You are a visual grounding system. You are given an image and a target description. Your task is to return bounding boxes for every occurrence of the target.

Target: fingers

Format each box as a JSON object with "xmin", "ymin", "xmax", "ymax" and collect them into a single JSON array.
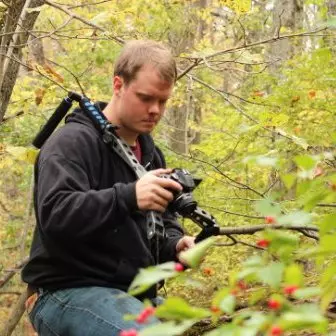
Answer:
[
  {"xmin": 148, "ymin": 169, "xmax": 183, "ymax": 192},
  {"xmin": 150, "ymin": 168, "xmax": 173, "ymax": 176},
  {"xmin": 136, "ymin": 170, "xmax": 182, "ymax": 212}
]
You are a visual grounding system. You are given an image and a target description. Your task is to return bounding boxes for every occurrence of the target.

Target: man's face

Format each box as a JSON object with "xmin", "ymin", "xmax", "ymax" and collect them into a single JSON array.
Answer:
[{"xmin": 113, "ymin": 64, "xmax": 174, "ymax": 140}]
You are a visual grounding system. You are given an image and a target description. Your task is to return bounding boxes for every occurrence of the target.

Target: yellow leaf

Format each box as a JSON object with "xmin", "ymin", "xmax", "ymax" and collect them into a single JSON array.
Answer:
[{"xmin": 5, "ymin": 146, "xmax": 38, "ymax": 164}]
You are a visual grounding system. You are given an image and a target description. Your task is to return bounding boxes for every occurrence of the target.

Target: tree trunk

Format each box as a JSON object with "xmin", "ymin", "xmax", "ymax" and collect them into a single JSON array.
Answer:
[
  {"xmin": 327, "ymin": 1, "xmax": 336, "ymax": 15},
  {"xmin": 166, "ymin": 0, "xmax": 209, "ymax": 152},
  {"xmin": 268, "ymin": 0, "xmax": 303, "ymax": 69},
  {"xmin": 0, "ymin": 0, "xmax": 45, "ymax": 122},
  {"xmin": 0, "ymin": 291, "xmax": 27, "ymax": 336},
  {"xmin": 0, "ymin": 0, "xmax": 26, "ymax": 82}
]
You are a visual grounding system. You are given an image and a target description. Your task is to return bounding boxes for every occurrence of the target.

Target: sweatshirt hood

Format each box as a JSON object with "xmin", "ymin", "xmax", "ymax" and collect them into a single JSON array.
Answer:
[{"xmin": 64, "ymin": 101, "xmax": 156, "ymax": 166}]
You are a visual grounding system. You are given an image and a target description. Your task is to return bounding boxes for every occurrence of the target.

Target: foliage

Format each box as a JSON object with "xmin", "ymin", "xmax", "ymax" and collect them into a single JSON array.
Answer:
[{"xmin": 0, "ymin": 0, "xmax": 335, "ymax": 335}]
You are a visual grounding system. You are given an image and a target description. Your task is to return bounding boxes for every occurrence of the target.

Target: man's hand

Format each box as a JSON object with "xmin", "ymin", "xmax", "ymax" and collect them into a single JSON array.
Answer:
[
  {"xmin": 135, "ymin": 168, "xmax": 182, "ymax": 213},
  {"xmin": 176, "ymin": 236, "xmax": 195, "ymax": 264}
]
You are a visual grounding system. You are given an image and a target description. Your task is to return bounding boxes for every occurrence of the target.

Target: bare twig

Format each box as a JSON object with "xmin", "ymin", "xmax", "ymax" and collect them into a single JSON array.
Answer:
[
  {"xmin": 44, "ymin": 0, "xmax": 124, "ymax": 45},
  {"xmin": 218, "ymin": 224, "xmax": 318, "ymax": 236},
  {"xmin": 0, "ymin": 111, "xmax": 24, "ymax": 124},
  {"xmin": 0, "ymin": 257, "xmax": 29, "ymax": 289}
]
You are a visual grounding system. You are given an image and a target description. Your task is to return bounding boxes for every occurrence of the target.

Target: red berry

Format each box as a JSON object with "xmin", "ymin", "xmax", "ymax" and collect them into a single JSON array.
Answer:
[
  {"xmin": 210, "ymin": 305, "xmax": 220, "ymax": 313},
  {"xmin": 174, "ymin": 263, "xmax": 184, "ymax": 272},
  {"xmin": 256, "ymin": 239, "xmax": 270, "ymax": 248},
  {"xmin": 237, "ymin": 280, "xmax": 247, "ymax": 290},
  {"xmin": 119, "ymin": 329, "xmax": 138, "ymax": 336},
  {"xmin": 269, "ymin": 325, "xmax": 283, "ymax": 336},
  {"xmin": 265, "ymin": 216, "xmax": 276, "ymax": 224},
  {"xmin": 268, "ymin": 299, "xmax": 282, "ymax": 310},
  {"xmin": 136, "ymin": 307, "xmax": 156, "ymax": 324},
  {"xmin": 283, "ymin": 285, "xmax": 298, "ymax": 296},
  {"xmin": 136, "ymin": 312, "xmax": 147, "ymax": 324}
]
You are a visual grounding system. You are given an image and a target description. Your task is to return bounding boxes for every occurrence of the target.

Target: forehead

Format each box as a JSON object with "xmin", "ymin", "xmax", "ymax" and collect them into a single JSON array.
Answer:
[{"xmin": 130, "ymin": 65, "xmax": 174, "ymax": 97}]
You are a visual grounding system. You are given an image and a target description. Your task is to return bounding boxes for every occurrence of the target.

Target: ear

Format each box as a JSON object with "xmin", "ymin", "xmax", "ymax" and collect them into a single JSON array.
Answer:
[{"xmin": 113, "ymin": 76, "xmax": 124, "ymax": 96}]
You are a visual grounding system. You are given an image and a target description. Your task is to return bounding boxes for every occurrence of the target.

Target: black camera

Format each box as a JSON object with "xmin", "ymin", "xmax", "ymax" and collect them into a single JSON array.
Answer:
[{"xmin": 161, "ymin": 168, "xmax": 202, "ymax": 216}]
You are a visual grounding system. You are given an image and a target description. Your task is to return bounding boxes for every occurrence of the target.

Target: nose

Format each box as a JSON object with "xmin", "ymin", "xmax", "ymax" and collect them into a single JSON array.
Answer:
[{"xmin": 149, "ymin": 101, "xmax": 160, "ymax": 114}]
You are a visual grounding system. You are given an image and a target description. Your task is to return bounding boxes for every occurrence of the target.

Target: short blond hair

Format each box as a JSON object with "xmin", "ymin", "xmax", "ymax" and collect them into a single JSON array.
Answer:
[{"xmin": 114, "ymin": 40, "xmax": 177, "ymax": 85}]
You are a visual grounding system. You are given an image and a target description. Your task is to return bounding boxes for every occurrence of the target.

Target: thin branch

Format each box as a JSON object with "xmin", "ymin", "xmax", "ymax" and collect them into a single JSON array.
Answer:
[
  {"xmin": 189, "ymin": 154, "xmax": 265, "ymax": 198},
  {"xmin": 192, "ymin": 27, "xmax": 327, "ymax": 61},
  {"xmin": 0, "ymin": 257, "xmax": 29, "ymax": 289},
  {"xmin": 0, "ymin": 111, "xmax": 24, "ymax": 124},
  {"xmin": 44, "ymin": 0, "xmax": 124, "ymax": 45},
  {"xmin": 218, "ymin": 224, "xmax": 318, "ymax": 236},
  {"xmin": 188, "ymin": 74, "xmax": 258, "ymax": 123},
  {"xmin": 47, "ymin": 58, "xmax": 86, "ymax": 96},
  {"xmin": 0, "ymin": 52, "xmax": 68, "ymax": 91},
  {"xmin": 67, "ymin": 0, "xmax": 114, "ymax": 9},
  {"xmin": 202, "ymin": 205, "xmax": 263, "ymax": 220}
]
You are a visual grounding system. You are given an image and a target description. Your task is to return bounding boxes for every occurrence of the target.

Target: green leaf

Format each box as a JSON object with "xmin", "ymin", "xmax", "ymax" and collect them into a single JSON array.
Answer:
[
  {"xmin": 155, "ymin": 297, "xmax": 210, "ymax": 321},
  {"xmin": 326, "ymin": 16, "xmax": 336, "ymax": 29},
  {"xmin": 279, "ymin": 304, "xmax": 327, "ymax": 333},
  {"xmin": 320, "ymin": 234, "xmax": 336, "ymax": 254},
  {"xmin": 318, "ymin": 213, "xmax": 336, "ymax": 235},
  {"xmin": 321, "ymin": 279, "xmax": 336, "ymax": 311},
  {"xmin": 219, "ymin": 294, "xmax": 236, "ymax": 314},
  {"xmin": 139, "ymin": 320, "xmax": 196, "ymax": 336},
  {"xmin": 204, "ymin": 325, "xmax": 236, "ymax": 336},
  {"xmin": 179, "ymin": 237, "xmax": 216, "ymax": 268},
  {"xmin": 277, "ymin": 211, "xmax": 312, "ymax": 226},
  {"xmin": 254, "ymin": 198, "xmax": 282, "ymax": 216},
  {"xmin": 299, "ymin": 187, "xmax": 329, "ymax": 211},
  {"xmin": 257, "ymin": 262, "xmax": 284, "ymax": 288},
  {"xmin": 248, "ymin": 287, "xmax": 268, "ymax": 305},
  {"xmin": 294, "ymin": 154, "xmax": 316, "ymax": 170},
  {"xmin": 128, "ymin": 262, "xmax": 178, "ymax": 296},
  {"xmin": 293, "ymin": 287, "xmax": 321, "ymax": 299},
  {"xmin": 244, "ymin": 311, "xmax": 268, "ymax": 329},
  {"xmin": 284, "ymin": 264, "xmax": 303, "ymax": 286},
  {"xmin": 242, "ymin": 256, "xmax": 263, "ymax": 268},
  {"xmin": 281, "ymin": 173, "xmax": 296, "ymax": 190}
]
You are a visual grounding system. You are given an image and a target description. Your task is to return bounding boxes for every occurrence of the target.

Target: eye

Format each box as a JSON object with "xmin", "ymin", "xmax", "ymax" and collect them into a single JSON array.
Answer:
[{"xmin": 138, "ymin": 94, "xmax": 152, "ymax": 102}]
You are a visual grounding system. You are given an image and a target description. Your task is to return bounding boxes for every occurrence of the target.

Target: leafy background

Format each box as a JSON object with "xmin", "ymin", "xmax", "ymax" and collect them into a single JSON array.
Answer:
[{"xmin": 0, "ymin": 0, "xmax": 335, "ymax": 335}]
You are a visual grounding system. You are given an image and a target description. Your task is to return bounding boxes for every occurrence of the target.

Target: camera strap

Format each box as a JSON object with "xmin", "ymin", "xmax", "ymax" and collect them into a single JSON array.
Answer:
[{"xmin": 72, "ymin": 95, "xmax": 165, "ymax": 242}]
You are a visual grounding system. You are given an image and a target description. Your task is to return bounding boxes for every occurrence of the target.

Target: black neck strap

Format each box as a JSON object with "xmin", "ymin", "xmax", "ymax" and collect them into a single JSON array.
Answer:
[{"xmin": 74, "ymin": 95, "xmax": 165, "ymax": 240}]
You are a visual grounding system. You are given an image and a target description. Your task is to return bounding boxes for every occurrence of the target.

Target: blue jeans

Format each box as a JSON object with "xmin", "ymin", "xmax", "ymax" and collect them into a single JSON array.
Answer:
[{"xmin": 28, "ymin": 287, "xmax": 161, "ymax": 336}]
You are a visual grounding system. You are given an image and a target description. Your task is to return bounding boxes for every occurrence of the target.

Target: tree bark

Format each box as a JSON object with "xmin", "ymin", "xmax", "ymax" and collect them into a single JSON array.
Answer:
[
  {"xmin": 0, "ymin": 0, "xmax": 26, "ymax": 82},
  {"xmin": 0, "ymin": 290, "xmax": 27, "ymax": 336},
  {"xmin": 0, "ymin": 0, "xmax": 45, "ymax": 122},
  {"xmin": 268, "ymin": 0, "xmax": 303, "ymax": 69}
]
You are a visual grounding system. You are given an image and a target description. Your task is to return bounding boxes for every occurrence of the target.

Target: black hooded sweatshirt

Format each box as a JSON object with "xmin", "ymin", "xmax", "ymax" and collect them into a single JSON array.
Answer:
[{"xmin": 22, "ymin": 104, "xmax": 184, "ymax": 298}]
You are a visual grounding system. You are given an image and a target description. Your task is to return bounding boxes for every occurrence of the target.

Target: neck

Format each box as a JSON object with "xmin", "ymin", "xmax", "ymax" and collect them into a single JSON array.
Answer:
[{"xmin": 103, "ymin": 98, "xmax": 138, "ymax": 146}]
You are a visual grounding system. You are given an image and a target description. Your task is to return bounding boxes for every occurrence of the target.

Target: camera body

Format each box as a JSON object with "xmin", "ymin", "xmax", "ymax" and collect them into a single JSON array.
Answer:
[{"xmin": 161, "ymin": 168, "xmax": 202, "ymax": 216}]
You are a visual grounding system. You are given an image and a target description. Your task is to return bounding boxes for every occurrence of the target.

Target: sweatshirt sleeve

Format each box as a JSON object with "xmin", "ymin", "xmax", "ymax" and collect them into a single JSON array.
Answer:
[
  {"xmin": 36, "ymin": 153, "xmax": 138, "ymax": 242},
  {"xmin": 35, "ymin": 123, "xmax": 139, "ymax": 243}
]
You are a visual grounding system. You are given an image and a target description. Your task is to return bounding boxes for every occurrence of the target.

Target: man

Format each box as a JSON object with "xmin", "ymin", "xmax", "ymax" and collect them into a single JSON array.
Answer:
[{"xmin": 22, "ymin": 40, "xmax": 195, "ymax": 336}]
